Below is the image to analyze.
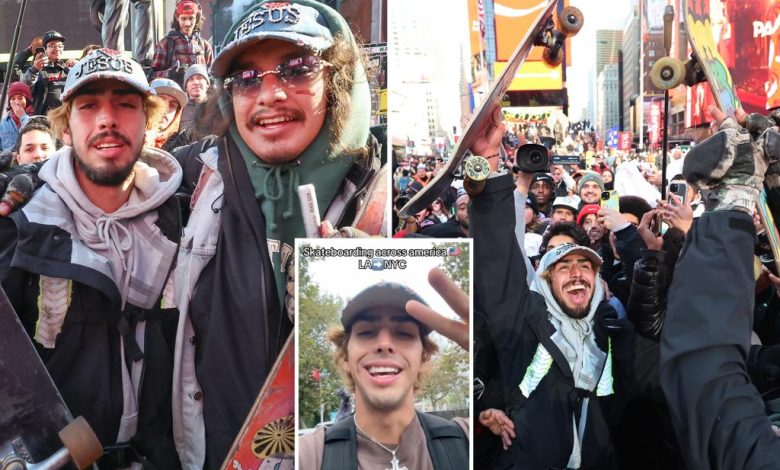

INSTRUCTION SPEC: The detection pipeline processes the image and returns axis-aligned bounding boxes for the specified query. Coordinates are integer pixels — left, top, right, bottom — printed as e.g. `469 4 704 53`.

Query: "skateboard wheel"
558 6 583 36
59 416 103 470
543 46 564 67
650 56 684 90
463 156 490 197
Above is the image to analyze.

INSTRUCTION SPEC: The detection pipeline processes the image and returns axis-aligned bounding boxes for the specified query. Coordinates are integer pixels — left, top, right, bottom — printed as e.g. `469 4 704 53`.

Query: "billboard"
467 0 490 89
684 0 780 127
493 0 570 92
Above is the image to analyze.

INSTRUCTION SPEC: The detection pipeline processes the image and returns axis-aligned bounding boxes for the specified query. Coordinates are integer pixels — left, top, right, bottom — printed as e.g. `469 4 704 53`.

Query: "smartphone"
668 182 688 205
601 190 619 210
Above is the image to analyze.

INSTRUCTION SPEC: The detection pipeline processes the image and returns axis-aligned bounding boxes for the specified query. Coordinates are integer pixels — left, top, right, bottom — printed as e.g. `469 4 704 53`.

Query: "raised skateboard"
221 335 294 470
649 1 780 273
398 0 583 218
0 287 103 469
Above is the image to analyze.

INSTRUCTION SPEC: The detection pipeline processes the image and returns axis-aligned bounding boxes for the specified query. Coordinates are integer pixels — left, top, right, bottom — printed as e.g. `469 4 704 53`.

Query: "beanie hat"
531 172 555 191
8 82 32 103
618 195 651 223
184 64 210 87
577 204 601 225
577 171 605 193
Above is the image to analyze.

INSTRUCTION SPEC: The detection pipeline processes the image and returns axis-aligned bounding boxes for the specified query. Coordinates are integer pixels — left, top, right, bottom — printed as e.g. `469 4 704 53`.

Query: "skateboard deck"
0 287 102 469
684 1 780 272
222 334 294 470
398 0 580 218
684 0 739 118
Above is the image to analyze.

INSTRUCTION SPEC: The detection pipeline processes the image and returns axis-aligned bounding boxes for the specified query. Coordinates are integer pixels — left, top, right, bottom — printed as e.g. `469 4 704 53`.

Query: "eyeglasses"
223 56 331 96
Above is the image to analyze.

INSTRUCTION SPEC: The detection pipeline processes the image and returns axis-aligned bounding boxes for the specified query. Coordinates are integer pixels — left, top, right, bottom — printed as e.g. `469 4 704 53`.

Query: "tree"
435 241 470 293
417 341 469 412
298 248 347 428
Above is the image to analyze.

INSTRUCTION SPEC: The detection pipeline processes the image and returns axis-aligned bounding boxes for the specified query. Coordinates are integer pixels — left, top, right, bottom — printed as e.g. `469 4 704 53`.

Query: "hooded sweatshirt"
38 146 182 310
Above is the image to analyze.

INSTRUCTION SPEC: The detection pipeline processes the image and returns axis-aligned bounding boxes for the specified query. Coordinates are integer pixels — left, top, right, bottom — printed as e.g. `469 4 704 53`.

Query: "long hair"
199 35 367 153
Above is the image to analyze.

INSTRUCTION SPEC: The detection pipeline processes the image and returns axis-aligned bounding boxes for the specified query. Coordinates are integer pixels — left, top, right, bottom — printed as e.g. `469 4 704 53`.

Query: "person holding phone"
22 30 76 116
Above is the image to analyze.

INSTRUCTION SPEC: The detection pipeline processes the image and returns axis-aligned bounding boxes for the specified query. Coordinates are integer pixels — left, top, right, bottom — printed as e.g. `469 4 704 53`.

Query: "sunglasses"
223 56 331 96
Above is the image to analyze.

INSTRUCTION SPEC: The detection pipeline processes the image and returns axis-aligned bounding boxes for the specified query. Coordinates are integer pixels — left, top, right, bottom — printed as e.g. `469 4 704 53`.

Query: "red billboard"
618 132 632 150
685 0 780 127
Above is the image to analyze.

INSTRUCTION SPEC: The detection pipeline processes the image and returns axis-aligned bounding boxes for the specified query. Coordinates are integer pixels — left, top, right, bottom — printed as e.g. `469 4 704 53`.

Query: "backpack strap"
417 411 469 470
322 416 358 470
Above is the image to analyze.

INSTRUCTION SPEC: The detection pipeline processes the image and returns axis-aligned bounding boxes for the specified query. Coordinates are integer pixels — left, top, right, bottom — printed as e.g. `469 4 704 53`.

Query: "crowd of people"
0 0 387 469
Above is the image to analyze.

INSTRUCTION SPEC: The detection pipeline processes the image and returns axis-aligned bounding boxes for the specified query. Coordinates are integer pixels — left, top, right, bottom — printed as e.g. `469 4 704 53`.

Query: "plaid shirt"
151 31 213 78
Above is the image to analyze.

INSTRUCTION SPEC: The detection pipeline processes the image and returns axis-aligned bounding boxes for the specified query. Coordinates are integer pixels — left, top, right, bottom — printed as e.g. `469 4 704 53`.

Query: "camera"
514 143 550 173
395 181 422 211
35 47 45 54
668 182 688 205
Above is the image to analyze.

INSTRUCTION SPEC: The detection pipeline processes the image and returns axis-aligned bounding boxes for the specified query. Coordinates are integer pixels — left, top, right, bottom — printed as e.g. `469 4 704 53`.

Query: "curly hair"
200 35 368 153
326 322 439 394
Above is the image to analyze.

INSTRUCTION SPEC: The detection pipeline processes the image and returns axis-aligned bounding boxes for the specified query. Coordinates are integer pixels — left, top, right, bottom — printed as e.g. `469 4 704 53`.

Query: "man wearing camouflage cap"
0 48 182 467
169 1 387 467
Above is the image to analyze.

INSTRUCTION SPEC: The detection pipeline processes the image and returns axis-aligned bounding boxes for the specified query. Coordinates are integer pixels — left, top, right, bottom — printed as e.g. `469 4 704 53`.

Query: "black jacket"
660 211 780 469
172 134 383 468
0 194 181 469
472 174 661 469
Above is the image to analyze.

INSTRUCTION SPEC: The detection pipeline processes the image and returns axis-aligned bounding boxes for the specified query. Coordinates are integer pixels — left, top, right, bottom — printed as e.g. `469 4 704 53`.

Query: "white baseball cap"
537 243 602 274
62 49 151 102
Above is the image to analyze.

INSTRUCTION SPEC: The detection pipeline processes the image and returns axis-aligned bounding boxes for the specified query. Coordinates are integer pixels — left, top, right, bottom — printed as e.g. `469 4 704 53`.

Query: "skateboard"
649 1 738 118
222 335 294 470
0 287 103 470
398 0 583 218
651 1 780 273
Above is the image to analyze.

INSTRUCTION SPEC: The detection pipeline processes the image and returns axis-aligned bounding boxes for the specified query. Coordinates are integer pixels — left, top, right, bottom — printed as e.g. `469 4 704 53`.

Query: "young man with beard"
577 171 605 207
298 275 469 469
469 110 663 469
170 1 387 468
0 49 182 468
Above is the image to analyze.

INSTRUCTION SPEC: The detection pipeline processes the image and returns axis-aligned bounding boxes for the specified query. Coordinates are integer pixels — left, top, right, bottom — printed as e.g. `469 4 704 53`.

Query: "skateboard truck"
534 6 583 67
1 417 103 470
463 156 491 196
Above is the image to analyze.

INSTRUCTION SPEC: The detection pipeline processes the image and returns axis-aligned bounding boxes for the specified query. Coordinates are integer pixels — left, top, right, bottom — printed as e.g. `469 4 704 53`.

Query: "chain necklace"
354 416 408 470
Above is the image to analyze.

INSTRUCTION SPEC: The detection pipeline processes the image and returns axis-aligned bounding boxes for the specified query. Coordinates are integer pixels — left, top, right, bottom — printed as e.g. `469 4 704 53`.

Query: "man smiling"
470 111 663 469
170 1 386 468
298 279 469 470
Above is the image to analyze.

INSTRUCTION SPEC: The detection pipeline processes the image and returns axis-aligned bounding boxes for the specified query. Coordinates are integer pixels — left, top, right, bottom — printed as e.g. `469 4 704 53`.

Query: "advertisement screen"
685 0 780 126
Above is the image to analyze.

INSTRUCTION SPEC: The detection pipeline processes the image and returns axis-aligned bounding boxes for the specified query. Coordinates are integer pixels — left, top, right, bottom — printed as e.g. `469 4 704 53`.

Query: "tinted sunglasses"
223 55 331 96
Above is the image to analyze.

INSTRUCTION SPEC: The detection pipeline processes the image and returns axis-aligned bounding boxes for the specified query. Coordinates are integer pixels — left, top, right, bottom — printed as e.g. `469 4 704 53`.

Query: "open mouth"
363 363 403 386
564 282 590 304
368 366 400 377
254 116 297 128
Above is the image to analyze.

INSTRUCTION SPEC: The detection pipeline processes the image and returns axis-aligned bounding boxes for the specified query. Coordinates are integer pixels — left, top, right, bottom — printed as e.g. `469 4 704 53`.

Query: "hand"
657 194 693 234
471 107 505 173
65 58 76 68
33 54 44 71
637 209 664 250
478 408 516 450
708 104 747 131
10 100 26 119
406 267 469 351
597 207 629 232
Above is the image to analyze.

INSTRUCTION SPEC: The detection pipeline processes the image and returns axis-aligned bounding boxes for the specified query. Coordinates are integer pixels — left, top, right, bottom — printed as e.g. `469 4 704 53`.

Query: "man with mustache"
0 48 182 468
299 275 469 470
169 1 387 468
470 109 662 469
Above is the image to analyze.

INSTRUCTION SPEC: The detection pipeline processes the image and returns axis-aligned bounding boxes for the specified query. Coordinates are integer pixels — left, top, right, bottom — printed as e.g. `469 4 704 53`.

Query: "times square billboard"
685 0 780 127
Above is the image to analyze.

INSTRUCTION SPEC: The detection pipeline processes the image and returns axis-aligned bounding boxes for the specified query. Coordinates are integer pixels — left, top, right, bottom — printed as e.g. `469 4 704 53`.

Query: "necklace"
354 417 408 470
